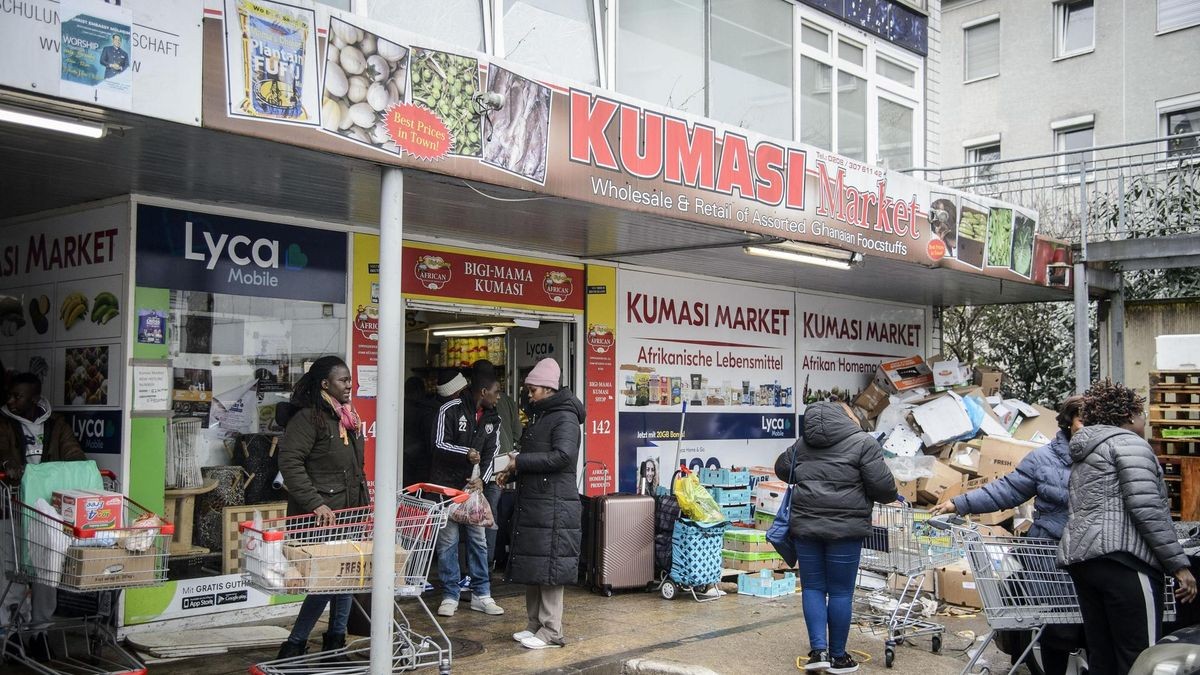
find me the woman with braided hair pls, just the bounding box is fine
[1059,379,1198,675]
[275,356,368,660]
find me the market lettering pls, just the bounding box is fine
[6,228,119,277]
[714,305,791,336]
[625,293,709,327]
[865,321,923,348]
[569,89,807,210]
[814,162,921,240]
[803,312,862,341]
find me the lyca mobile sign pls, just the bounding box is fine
[136,205,346,304]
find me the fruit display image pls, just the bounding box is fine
[985,207,1014,268]
[0,295,25,337]
[1010,212,1036,278]
[28,294,50,334]
[321,17,409,153]
[91,291,120,325]
[60,292,89,330]
[929,195,959,258]
[410,47,482,157]
[64,345,110,406]
[483,65,551,183]
[957,201,988,269]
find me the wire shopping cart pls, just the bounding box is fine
[242,483,468,675]
[931,516,1177,675]
[854,503,960,668]
[0,470,173,675]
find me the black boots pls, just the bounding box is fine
[321,632,346,652]
[275,633,346,663]
[276,640,308,660]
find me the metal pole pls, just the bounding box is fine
[370,167,404,673]
[1074,163,1091,394]
[1110,279,1126,385]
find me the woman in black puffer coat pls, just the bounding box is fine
[500,358,583,650]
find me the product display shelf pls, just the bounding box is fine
[1153,371,1200,521]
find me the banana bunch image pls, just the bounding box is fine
[61,292,89,330]
[91,292,120,326]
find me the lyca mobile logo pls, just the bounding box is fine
[183,221,308,271]
[761,417,792,434]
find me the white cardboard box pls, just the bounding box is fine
[1157,335,1200,370]
[911,393,974,447]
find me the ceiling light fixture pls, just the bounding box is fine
[743,241,862,270]
[0,104,106,139]
[431,327,494,337]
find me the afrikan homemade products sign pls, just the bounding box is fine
[583,265,618,496]
[203,5,1071,286]
[136,205,346,304]
[402,243,584,313]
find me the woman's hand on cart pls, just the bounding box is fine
[313,504,336,527]
[467,449,480,465]
[929,501,957,516]
[1175,568,1198,604]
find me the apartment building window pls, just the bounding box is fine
[1055,1,1094,58]
[500,0,603,85]
[963,17,1000,82]
[1160,96,1200,157]
[1158,0,1200,33]
[1054,120,1095,176]
[616,0,793,138]
[878,97,915,168]
[966,141,1002,186]
[367,0,487,51]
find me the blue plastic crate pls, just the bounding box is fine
[720,504,752,522]
[737,569,797,598]
[700,467,750,487]
[708,487,751,506]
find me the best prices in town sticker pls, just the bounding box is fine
[927,237,947,261]
[386,103,451,160]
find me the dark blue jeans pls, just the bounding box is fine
[288,594,352,645]
[794,537,864,657]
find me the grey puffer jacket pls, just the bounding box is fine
[774,402,897,540]
[952,430,1072,540]
[1058,425,1188,574]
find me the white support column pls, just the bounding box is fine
[371,167,404,673]
[1073,262,1090,394]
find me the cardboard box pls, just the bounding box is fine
[1157,335,1200,370]
[931,361,971,388]
[754,481,788,516]
[973,509,1015,526]
[942,476,990,503]
[973,366,1004,396]
[724,528,775,554]
[875,356,935,393]
[911,393,974,447]
[284,541,409,592]
[977,437,1040,479]
[889,568,935,594]
[722,550,787,572]
[917,461,963,503]
[942,442,982,476]
[1012,404,1060,444]
[882,421,924,458]
[936,559,982,609]
[854,381,892,419]
[53,490,124,531]
[895,479,920,504]
[60,546,158,589]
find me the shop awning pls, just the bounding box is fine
[0,106,1069,307]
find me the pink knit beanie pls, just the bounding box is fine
[525,358,561,389]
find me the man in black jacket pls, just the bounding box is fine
[431,374,504,618]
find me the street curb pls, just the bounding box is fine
[621,658,722,675]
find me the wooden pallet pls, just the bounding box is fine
[1151,371,1200,387]
[1158,455,1200,520]
[1154,438,1200,456]
[221,502,288,574]
[1151,404,1200,424]
[1151,390,1200,405]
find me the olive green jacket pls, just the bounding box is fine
[278,403,369,516]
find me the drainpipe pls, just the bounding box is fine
[1074,164,1090,394]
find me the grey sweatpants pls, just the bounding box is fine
[525,584,565,645]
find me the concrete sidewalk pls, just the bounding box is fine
[116,581,1006,674]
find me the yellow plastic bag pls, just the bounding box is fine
[673,471,726,524]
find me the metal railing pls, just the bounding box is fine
[905,132,1200,245]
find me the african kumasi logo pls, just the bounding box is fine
[354,304,379,342]
[543,271,573,303]
[414,255,452,290]
[587,323,614,354]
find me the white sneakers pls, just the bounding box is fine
[437,599,457,617]
[512,631,535,642]
[513,630,562,649]
[470,595,505,615]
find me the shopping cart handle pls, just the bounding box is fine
[0,468,117,482]
[403,483,471,504]
[927,515,966,531]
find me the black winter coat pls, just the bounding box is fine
[429,393,500,490]
[775,401,897,540]
[277,402,369,517]
[506,389,584,586]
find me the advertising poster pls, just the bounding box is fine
[60,0,132,110]
[402,242,584,313]
[223,0,320,127]
[320,15,409,154]
[350,234,379,486]
[125,573,295,625]
[0,0,202,125]
[583,266,617,495]
[617,270,797,494]
[795,293,928,407]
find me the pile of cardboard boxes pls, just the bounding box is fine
[853,355,1062,609]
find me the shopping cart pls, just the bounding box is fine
[0,469,173,675]
[854,503,959,668]
[658,518,727,603]
[243,483,468,675]
[930,516,1178,675]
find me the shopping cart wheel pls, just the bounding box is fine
[931,635,942,653]
[439,659,451,675]
[885,646,895,668]
[660,580,678,601]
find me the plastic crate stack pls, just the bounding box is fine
[699,467,752,524]
[722,527,790,576]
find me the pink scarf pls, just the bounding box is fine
[321,391,361,445]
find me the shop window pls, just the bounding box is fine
[800,56,833,151]
[838,38,865,67]
[616,0,706,116]
[367,0,487,52]
[1055,0,1094,59]
[964,17,1000,82]
[877,56,916,87]
[837,71,867,162]
[1161,101,1200,157]
[500,0,602,86]
[1055,123,1095,177]
[1158,0,1200,33]
[801,22,831,52]
[877,97,914,169]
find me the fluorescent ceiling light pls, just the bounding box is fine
[514,318,540,329]
[432,327,494,337]
[743,243,861,270]
[0,104,106,138]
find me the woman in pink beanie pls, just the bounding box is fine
[498,358,585,649]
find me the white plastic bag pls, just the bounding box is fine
[885,455,937,482]
[30,499,69,586]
